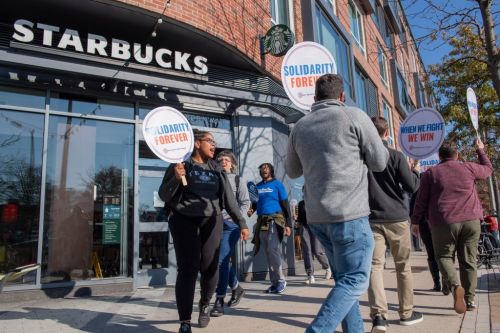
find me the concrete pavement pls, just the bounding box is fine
[0,251,498,333]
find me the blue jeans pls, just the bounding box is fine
[215,219,241,297]
[307,217,374,333]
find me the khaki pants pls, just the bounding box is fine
[368,221,414,320]
[431,220,480,304]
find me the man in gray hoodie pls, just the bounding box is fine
[285,73,389,333]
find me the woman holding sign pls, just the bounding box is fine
[159,129,250,333]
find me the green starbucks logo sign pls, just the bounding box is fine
[263,24,294,57]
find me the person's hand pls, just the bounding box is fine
[247,208,254,217]
[241,228,250,241]
[174,163,186,181]
[411,159,420,173]
[411,224,419,237]
[476,137,485,150]
[284,226,291,237]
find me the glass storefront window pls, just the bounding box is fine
[50,92,135,119]
[0,110,44,286]
[139,232,168,270]
[0,85,45,109]
[42,116,134,282]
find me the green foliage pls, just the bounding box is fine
[429,26,499,166]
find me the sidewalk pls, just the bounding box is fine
[0,252,498,333]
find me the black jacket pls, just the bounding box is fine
[368,141,419,222]
[158,158,248,229]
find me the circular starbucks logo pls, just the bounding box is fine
[263,24,294,57]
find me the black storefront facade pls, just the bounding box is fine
[0,0,303,296]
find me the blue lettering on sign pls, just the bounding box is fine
[283,63,335,77]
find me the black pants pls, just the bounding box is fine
[169,213,223,322]
[419,219,440,285]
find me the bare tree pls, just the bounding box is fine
[404,0,500,100]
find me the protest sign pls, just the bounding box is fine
[281,42,337,110]
[418,152,440,172]
[142,106,194,185]
[399,107,445,160]
[466,87,479,132]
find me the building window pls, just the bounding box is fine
[0,109,44,286]
[354,66,378,117]
[382,99,394,146]
[378,45,389,90]
[396,68,411,115]
[315,6,353,98]
[354,67,368,113]
[270,0,290,25]
[349,0,366,54]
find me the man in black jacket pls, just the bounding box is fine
[367,117,422,333]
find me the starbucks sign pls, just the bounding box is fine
[262,24,294,57]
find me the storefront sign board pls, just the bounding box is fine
[281,42,337,110]
[399,107,445,159]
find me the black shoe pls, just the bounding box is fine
[228,285,245,307]
[179,323,192,333]
[371,315,387,333]
[466,301,477,311]
[432,283,441,292]
[210,297,224,317]
[198,302,210,328]
[400,311,423,326]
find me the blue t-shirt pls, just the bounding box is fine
[256,179,288,215]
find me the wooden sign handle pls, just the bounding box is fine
[181,175,187,186]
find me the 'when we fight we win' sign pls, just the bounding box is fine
[399,108,446,160]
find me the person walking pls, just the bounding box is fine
[248,162,292,294]
[210,150,250,317]
[410,186,445,294]
[411,138,493,313]
[296,199,332,284]
[367,116,423,333]
[285,73,389,333]
[159,129,250,333]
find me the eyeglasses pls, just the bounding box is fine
[199,138,217,146]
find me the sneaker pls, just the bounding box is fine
[305,275,315,285]
[228,285,245,307]
[179,322,192,333]
[198,302,210,327]
[371,314,387,333]
[466,301,477,311]
[324,268,332,280]
[399,311,423,326]
[265,285,277,293]
[274,281,287,294]
[452,285,466,314]
[210,297,224,317]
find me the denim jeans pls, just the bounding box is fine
[307,217,374,333]
[215,219,241,297]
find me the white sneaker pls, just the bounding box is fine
[325,268,332,280]
[305,275,315,285]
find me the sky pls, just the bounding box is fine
[402,0,500,69]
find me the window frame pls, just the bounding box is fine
[377,44,389,90]
[348,0,366,55]
[382,99,395,147]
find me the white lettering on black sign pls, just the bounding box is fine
[12,19,208,75]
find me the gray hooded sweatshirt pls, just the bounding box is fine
[285,99,389,224]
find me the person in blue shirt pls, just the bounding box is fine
[248,163,292,293]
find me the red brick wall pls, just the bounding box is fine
[115,0,303,81]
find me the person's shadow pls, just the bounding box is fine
[0,306,177,333]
